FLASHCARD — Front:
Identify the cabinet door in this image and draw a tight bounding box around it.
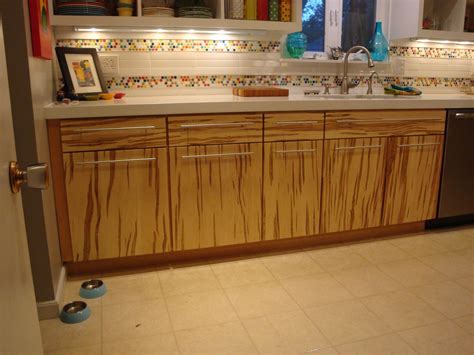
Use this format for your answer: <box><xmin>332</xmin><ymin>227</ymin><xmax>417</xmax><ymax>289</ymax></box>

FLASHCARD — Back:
<box><xmin>63</xmin><ymin>148</ymin><xmax>170</xmax><ymax>261</ymax></box>
<box><xmin>170</xmin><ymin>143</ymin><xmax>262</xmax><ymax>250</ymax></box>
<box><xmin>263</xmin><ymin>140</ymin><xmax>323</xmax><ymax>240</ymax></box>
<box><xmin>383</xmin><ymin>135</ymin><xmax>444</xmax><ymax>225</ymax></box>
<box><xmin>321</xmin><ymin>138</ymin><xmax>387</xmax><ymax>233</ymax></box>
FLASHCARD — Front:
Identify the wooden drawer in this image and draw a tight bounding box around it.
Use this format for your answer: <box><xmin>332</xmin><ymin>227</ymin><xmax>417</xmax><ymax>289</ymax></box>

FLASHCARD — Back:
<box><xmin>61</xmin><ymin>117</ymin><xmax>166</xmax><ymax>152</ymax></box>
<box><xmin>168</xmin><ymin>113</ymin><xmax>263</xmax><ymax>146</ymax></box>
<box><xmin>264</xmin><ymin>112</ymin><xmax>324</xmax><ymax>142</ymax></box>
<box><xmin>325</xmin><ymin>110</ymin><xmax>446</xmax><ymax>139</ymax></box>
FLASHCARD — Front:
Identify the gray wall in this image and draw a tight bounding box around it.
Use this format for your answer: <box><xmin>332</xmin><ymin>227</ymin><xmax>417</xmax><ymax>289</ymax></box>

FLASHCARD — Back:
<box><xmin>0</xmin><ymin>1</ymin><xmax>62</xmax><ymax>303</ymax></box>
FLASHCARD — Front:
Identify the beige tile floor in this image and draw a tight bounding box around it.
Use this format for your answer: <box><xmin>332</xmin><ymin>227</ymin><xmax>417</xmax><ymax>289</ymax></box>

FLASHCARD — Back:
<box><xmin>40</xmin><ymin>226</ymin><xmax>474</xmax><ymax>354</ymax></box>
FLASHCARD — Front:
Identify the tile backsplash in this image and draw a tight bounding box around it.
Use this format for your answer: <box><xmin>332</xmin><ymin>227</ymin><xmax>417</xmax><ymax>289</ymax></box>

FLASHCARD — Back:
<box><xmin>55</xmin><ymin>35</ymin><xmax>473</xmax><ymax>95</ymax></box>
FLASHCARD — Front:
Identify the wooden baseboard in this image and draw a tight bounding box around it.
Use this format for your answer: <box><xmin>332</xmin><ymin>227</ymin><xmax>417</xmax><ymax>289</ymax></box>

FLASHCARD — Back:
<box><xmin>66</xmin><ymin>221</ymin><xmax>425</xmax><ymax>276</ymax></box>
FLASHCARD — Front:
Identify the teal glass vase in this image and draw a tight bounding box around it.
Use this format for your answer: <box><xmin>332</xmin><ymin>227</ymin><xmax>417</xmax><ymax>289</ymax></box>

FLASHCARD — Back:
<box><xmin>286</xmin><ymin>32</ymin><xmax>307</xmax><ymax>58</ymax></box>
<box><xmin>369</xmin><ymin>21</ymin><xmax>389</xmax><ymax>62</ymax></box>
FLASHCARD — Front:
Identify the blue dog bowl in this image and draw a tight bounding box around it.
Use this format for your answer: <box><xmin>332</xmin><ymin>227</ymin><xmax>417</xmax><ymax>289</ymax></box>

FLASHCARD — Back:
<box><xmin>79</xmin><ymin>279</ymin><xmax>107</xmax><ymax>299</ymax></box>
<box><xmin>60</xmin><ymin>301</ymin><xmax>90</xmax><ymax>324</ymax></box>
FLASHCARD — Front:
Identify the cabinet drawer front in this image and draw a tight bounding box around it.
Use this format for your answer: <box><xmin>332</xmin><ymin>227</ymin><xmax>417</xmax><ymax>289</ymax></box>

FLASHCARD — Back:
<box><xmin>64</xmin><ymin>148</ymin><xmax>170</xmax><ymax>261</ymax></box>
<box><xmin>61</xmin><ymin>118</ymin><xmax>166</xmax><ymax>152</ymax></box>
<box><xmin>168</xmin><ymin>113</ymin><xmax>263</xmax><ymax>146</ymax></box>
<box><xmin>264</xmin><ymin>112</ymin><xmax>324</xmax><ymax>141</ymax></box>
<box><xmin>325</xmin><ymin>110</ymin><xmax>446</xmax><ymax>139</ymax></box>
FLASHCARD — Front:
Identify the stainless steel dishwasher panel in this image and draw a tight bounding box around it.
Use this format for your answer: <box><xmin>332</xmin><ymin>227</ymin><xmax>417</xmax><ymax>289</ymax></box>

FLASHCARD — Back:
<box><xmin>438</xmin><ymin>110</ymin><xmax>474</xmax><ymax>218</ymax></box>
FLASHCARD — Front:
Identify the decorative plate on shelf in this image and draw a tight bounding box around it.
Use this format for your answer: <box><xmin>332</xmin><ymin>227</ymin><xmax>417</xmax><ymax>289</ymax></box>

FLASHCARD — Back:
<box><xmin>55</xmin><ymin>1</ymin><xmax>108</xmax><ymax>15</ymax></box>
<box><xmin>142</xmin><ymin>6</ymin><xmax>175</xmax><ymax>16</ymax></box>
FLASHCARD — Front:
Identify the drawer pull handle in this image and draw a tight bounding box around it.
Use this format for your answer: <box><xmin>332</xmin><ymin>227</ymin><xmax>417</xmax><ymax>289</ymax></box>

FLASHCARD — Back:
<box><xmin>182</xmin><ymin>152</ymin><xmax>254</xmax><ymax>159</ymax></box>
<box><xmin>275</xmin><ymin>121</ymin><xmax>320</xmax><ymax>125</ymax></box>
<box><xmin>397</xmin><ymin>143</ymin><xmax>441</xmax><ymax>148</ymax></box>
<box><xmin>336</xmin><ymin>118</ymin><xmax>443</xmax><ymax>123</ymax></box>
<box><xmin>335</xmin><ymin>144</ymin><xmax>383</xmax><ymax>151</ymax></box>
<box><xmin>180</xmin><ymin>122</ymin><xmax>254</xmax><ymax>128</ymax></box>
<box><xmin>455</xmin><ymin>113</ymin><xmax>474</xmax><ymax>119</ymax></box>
<box><xmin>73</xmin><ymin>126</ymin><xmax>157</xmax><ymax>132</ymax></box>
<box><xmin>75</xmin><ymin>157</ymin><xmax>157</xmax><ymax>165</ymax></box>
<box><xmin>275</xmin><ymin>149</ymin><xmax>317</xmax><ymax>154</ymax></box>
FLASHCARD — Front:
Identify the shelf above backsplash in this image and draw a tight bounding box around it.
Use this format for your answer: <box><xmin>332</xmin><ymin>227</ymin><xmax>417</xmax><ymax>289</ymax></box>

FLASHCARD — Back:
<box><xmin>48</xmin><ymin>0</ymin><xmax>302</xmax><ymax>33</ymax></box>
<box><xmin>50</xmin><ymin>15</ymin><xmax>300</xmax><ymax>32</ymax></box>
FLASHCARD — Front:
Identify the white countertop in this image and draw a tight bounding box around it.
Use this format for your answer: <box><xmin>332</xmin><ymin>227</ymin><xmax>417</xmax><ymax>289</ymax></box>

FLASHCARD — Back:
<box><xmin>44</xmin><ymin>94</ymin><xmax>474</xmax><ymax>119</ymax></box>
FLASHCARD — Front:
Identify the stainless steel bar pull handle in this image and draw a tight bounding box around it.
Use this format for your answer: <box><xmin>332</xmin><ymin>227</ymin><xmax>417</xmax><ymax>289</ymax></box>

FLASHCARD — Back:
<box><xmin>73</xmin><ymin>126</ymin><xmax>156</xmax><ymax>132</ymax></box>
<box><xmin>397</xmin><ymin>143</ymin><xmax>441</xmax><ymax>148</ymax></box>
<box><xmin>275</xmin><ymin>121</ymin><xmax>320</xmax><ymax>125</ymax></box>
<box><xmin>336</xmin><ymin>118</ymin><xmax>442</xmax><ymax>123</ymax></box>
<box><xmin>180</xmin><ymin>122</ymin><xmax>254</xmax><ymax>128</ymax></box>
<box><xmin>75</xmin><ymin>157</ymin><xmax>157</xmax><ymax>165</ymax></box>
<box><xmin>182</xmin><ymin>152</ymin><xmax>254</xmax><ymax>159</ymax></box>
<box><xmin>455</xmin><ymin>113</ymin><xmax>474</xmax><ymax>119</ymax></box>
<box><xmin>275</xmin><ymin>149</ymin><xmax>316</xmax><ymax>154</ymax></box>
<box><xmin>335</xmin><ymin>144</ymin><xmax>382</xmax><ymax>151</ymax></box>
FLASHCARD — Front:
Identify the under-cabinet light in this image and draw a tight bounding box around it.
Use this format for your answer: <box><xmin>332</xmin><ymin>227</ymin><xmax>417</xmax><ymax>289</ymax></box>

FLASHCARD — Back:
<box><xmin>414</xmin><ymin>38</ymin><xmax>474</xmax><ymax>45</ymax></box>
<box><xmin>74</xmin><ymin>27</ymin><xmax>264</xmax><ymax>35</ymax></box>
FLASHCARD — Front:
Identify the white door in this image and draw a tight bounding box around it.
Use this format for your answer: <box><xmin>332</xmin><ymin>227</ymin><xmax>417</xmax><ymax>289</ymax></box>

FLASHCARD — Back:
<box><xmin>0</xmin><ymin>18</ymin><xmax>44</xmax><ymax>354</ymax></box>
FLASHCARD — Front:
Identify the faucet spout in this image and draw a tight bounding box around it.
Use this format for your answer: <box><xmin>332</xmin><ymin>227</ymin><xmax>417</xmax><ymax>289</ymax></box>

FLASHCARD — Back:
<box><xmin>341</xmin><ymin>45</ymin><xmax>374</xmax><ymax>94</ymax></box>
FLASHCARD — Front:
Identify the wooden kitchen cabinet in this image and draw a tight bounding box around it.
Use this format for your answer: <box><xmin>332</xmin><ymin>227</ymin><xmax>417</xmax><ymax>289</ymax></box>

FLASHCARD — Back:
<box><xmin>321</xmin><ymin>137</ymin><xmax>387</xmax><ymax>234</ymax></box>
<box><xmin>170</xmin><ymin>143</ymin><xmax>263</xmax><ymax>250</ymax></box>
<box><xmin>63</xmin><ymin>148</ymin><xmax>170</xmax><ymax>261</ymax></box>
<box><xmin>383</xmin><ymin>135</ymin><xmax>444</xmax><ymax>225</ymax></box>
<box><xmin>263</xmin><ymin>140</ymin><xmax>323</xmax><ymax>240</ymax></box>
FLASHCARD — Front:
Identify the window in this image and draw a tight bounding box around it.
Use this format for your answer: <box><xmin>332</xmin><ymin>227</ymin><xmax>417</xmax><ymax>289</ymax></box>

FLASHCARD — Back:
<box><xmin>302</xmin><ymin>0</ymin><xmax>377</xmax><ymax>54</ymax></box>
<box><xmin>302</xmin><ymin>0</ymin><xmax>326</xmax><ymax>52</ymax></box>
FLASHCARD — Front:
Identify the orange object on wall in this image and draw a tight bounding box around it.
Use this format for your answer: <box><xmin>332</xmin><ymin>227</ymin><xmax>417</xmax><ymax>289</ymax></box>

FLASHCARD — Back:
<box><xmin>28</xmin><ymin>0</ymin><xmax>53</xmax><ymax>59</ymax></box>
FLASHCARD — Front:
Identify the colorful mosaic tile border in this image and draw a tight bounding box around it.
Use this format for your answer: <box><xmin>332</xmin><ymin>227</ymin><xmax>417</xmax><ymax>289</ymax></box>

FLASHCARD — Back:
<box><xmin>106</xmin><ymin>75</ymin><xmax>471</xmax><ymax>90</ymax></box>
<box><xmin>390</xmin><ymin>46</ymin><xmax>474</xmax><ymax>59</ymax></box>
<box><xmin>57</xmin><ymin>38</ymin><xmax>474</xmax><ymax>59</ymax></box>
<box><xmin>56</xmin><ymin>39</ymin><xmax>280</xmax><ymax>53</ymax></box>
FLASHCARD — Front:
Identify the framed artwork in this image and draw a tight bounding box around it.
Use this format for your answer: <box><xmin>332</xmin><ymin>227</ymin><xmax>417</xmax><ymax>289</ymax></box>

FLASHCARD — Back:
<box><xmin>28</xmin><ymin>0</ymin><xmax>53</xmax><ymax>59</ymax></box>
<box><xmin>56</xmin><ymin>47</ymin><xmax>107</xmax><ymax>95</ymax></box>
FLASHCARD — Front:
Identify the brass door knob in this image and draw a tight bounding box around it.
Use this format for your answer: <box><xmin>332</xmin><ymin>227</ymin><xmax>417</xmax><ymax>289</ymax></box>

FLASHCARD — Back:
<box><xmin>9</xmin><ymin>161</ymin><xmax>49</xmax><ymax>193</ymax></box>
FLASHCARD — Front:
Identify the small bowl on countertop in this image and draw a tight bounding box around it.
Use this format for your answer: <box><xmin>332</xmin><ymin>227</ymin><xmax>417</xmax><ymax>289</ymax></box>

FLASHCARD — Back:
<box><xmin>83</xmin><ymin>94</ymin><xmax>100</xmax><ymax>101</ymax></box>
<box><xmin>114</xmin><ymin>92</ymin><xmax>126</xmax><ymax>99</ymax></box>
<box><xmin>79</xmin><ymin>279</ymin><xmax>107</xmax><ymax>299</ymax></box>
<box><xmin>60</xmin><ymin>301</ymin><xmax>90</xmax><ymax>324</ymax></box>
<box><xmin>99</xmin><ymin>93</ymin><xmax>115</xmax><ymax>100</ymax></box>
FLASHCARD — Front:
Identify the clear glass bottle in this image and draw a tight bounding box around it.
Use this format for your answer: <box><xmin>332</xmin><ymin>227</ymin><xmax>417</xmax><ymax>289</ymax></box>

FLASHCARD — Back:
<box><xmin>369</xmin><ymin>21</ymin><xmax>389</xmax><ymax>62</ymax></box>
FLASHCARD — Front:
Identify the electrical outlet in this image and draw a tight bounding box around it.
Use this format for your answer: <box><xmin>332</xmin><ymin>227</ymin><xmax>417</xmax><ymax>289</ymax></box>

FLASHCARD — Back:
<box><xmin>99</xmin><ymin>55</ymin><xmax>119</xmax><ymax>74</ymax></box>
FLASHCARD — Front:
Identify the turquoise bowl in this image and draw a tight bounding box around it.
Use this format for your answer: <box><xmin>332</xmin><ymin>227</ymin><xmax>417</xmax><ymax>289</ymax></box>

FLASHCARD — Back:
<box><xmin>286</xmin><ymin>32</ymin><xmax>308</xmax><ymax>58</ymax></box>
<box><xmin>79</xmin><ymin>279</ymin><xmax>107</xmax><ymax>299</ymax></box>
<box><xmin>60</xmin><ymin>301</ymin><xmax>90</xmax><ymax>324</ymax></box>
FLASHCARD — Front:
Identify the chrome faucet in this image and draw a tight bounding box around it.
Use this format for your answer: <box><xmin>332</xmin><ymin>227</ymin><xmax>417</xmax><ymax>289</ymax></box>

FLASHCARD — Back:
<box><xmin>341</xmin><ymin>46</ymin><xmax>375</xmax><ymax>94</ymax></box>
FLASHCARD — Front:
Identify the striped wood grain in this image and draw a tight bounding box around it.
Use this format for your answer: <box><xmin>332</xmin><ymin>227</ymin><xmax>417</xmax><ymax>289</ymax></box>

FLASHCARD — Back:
<box><xmin>263</xmin><ymin>140</ymin><xmax>323</xmax><ymax>240</ymax></box>
<box><xmin>321</xmin><ymin>137</ymin><xmax>387</xmax><ymax>233</ymax></box>
<box><xmin>61</xmin><ymin>117</ymin><xmax>166</xmax><ymax>152</ymax></box>
<box><xmin>170</xmin><ymin>143</ymin><xmax>262</xmax><ymax>250</ymax></box>
<box><xmin>63</xmin><ymin>149</ymin><xmax>170</xmax><ymax>261</ymax></box>
<box><xmin>325</xmin><ymin>110</ymin><xmax>446</xmax><ymax>139</ymax></box>
<box><xmin>383</xmin><ymin>135</ymin><xmax>444</xmax><ymax>225</ymax></box>
<box><xmin>264</xmin><ymin>112</ymin><xmax>324</xmax><ymax>142</ymax></box>
<box><xmin>168</xmin><ymin>113</ymin><xmax>263</xmax><ymax>146</ymax></box>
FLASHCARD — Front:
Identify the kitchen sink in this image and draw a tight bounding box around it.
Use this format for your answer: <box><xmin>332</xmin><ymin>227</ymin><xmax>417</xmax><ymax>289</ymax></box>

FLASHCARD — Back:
<box><xmin>305</xmin><ymin>93</ymin><xmax>421</xmax><ymax>99</ymax></box>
